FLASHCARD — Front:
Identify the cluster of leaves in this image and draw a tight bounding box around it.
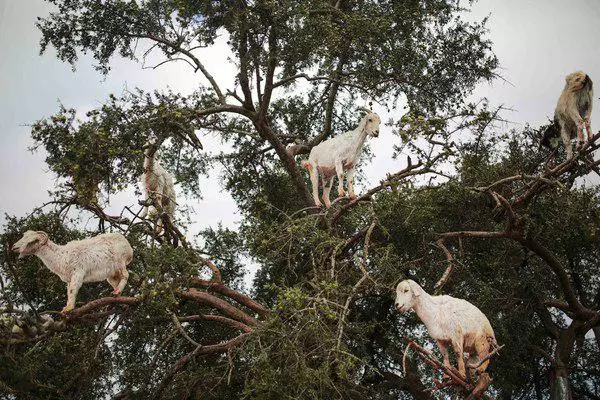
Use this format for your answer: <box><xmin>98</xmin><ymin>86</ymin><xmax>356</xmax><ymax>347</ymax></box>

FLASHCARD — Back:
<box><xmin>30</xmin><ymin>90</ymin><xmax>212</xmax><ymax>204</ymax></box>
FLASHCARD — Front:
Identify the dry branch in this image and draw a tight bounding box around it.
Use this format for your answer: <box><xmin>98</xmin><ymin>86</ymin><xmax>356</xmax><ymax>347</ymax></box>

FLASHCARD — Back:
<box><xmin>433</xmin><ymin>239</ymin><xmax>454</xmax><ymax>290</ymax></box>
<box><xmin>178</xmin><ymin>314</ymin><xmax>253</xmax><ymax>333</ymax></box>
<box><xmin>402</xmin><ymin>339</ymin><xmax>495</xmax><ymax>399</ymax></box>
<box><xmin>331</xmin><ymin>157</ymin><xmax>426</xmax><ymax>221</ymax></box>
<box><xmin>153</xmin><ymin>332</ymin><xmax>251</xmax><ymax>399</ymax></box>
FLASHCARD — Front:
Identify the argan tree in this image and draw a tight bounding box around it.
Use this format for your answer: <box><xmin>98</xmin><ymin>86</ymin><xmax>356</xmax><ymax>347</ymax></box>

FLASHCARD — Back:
<box><xmin>2</xmin><ymin>1</ymin><xmax>599</xmax><ymax>399</ymax></box>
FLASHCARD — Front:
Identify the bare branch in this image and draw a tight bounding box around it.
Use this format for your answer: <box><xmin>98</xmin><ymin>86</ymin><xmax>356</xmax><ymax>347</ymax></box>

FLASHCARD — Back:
<box><xmin>153</xmin><ymin>332</ymin><xmax>251</xmax><ymax>399</ymax></box>
<box><xmin>178</xmin><ymin>288</ymin><xmax>258</xmax><ymax>326</ymax></box>
<box><xmin>433</xmin><ymin>239</ymin><xmax>454</xmax><ymax>291</ymax></box>
<box><xmin>66</xmin><ymin>296</ymin><xmax>141</xmax><ymax>319</ymax></box>
<box><xmin>133</xmin><ymin>33</ymin><xmax>226</xmax><ymax>103</ymax></box>
<box><xmin>178</xmin><ymin>314</ymin><xmax>253</xmax><ymax>333</ymax></box>
<box><xmin>331</xmin><ymin>156</ymin><xmax>427</xmax><ymax>221</ymax></box>
<box><xmin>171</xmin><ymin>313</ymin><xmax>201</xmax><ymax>347</ymax></box>
<box><xmin>189</xmin><ymin>278</ymin><xmax>269</xmax><ymax>317</ymax></box>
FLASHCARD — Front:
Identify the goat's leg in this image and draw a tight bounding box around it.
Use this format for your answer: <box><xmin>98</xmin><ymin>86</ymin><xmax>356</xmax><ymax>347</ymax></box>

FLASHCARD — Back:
<box><xmin>346</xmin><ymin>167</ymin><xmax>356</xmax><ymax>199</ymax></box>
<box><xmin>154</xmin><ymin>199</ymin><xmax>166</xmax><ymax>234</ymax></box>
<box><xmin>559</xmin><ymin>123</ymin><xmax>574</xmax><ymax>159</ymax></box>
<box><xmin>113</xmin><ymin>268</ymin><xmax>129</xmax><ymax>296</ymax></box>
<box><xmin>107</xmin><ymin>274</ymin><xmax>120</xmax><ymax>293</ymax></box>
<box><xmin>585</xmin><ymin>117</ymin><xmax>593</xmax><ymax>141</ymax></box>
<box><xmin>452</xmin><ymin>340</ymin><xmax>467</xmax><ymax>378</ymax></box>
<box><xmin>156</xmin><ymin>217</ymin><xmax>164</xmax><ymax>234</ymax></box>
<box><xmin>474</xmin><ymin>338</ymin><xmax>491</xmax><ymax>374</ymax></box>
<box><xmin>63</xmin><ymin>271</ymin><xmax>85</xmax><ymax>313</ymax></box>
<box><xmin>436</xmin><ymin>340</ymin><xmax>451</xmax><ymax>379</ymax></box>
<box><xmin>140</xmin><ymin>193</ymin><xmax>150</xmax><ymax>218</ymax></box>
<box><xmin>322</xmin><ymin>176</ymin><xmax>335</xmax><ymax>208</ymax></box>
<box><xmin>569</xmin><ymin>110</ymin><xmax>586</xmax><ymax>147</ymax></box>
<box><xmin>308</xmin><ymin>164</ymin><xmax>322</xmax><ymax>207</ymax></box>
<box><xmin>335</xmin><ymin>161</ymin><xmax>345</xmax><ymax>197</ymax></box>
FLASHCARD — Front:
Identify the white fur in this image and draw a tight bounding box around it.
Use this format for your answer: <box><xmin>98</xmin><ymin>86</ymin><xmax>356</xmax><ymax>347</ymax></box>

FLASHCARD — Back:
<box><xmin>12</xmin><ymin>230</ymin><xmax>133</xmax><ymax>313</ymax></box>
<box><xmin>395</xmin><ymin>279</ymin><xmax>497</xmax><ymax>376</ymax></box>
<box><xmin>302</xmin><ymin>111</ymin><xmax>381</xmax><ymax>207</ymax></box>
<box><xmin>141</xmin><ymin>146</ymin><xmax>176</xmax><ymax>233</ymax></box>
<box><xmin>555</xmin><ymin>71</ymin><xmax>594</xmax><ymax>159</ymax></box>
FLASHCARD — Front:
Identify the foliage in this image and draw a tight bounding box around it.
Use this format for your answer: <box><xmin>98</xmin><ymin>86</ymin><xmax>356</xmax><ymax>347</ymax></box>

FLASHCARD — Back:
<box><xmin>3</xmin><ymin>1</ymin><xmax>600</xmax><ymax>400</ymax></box>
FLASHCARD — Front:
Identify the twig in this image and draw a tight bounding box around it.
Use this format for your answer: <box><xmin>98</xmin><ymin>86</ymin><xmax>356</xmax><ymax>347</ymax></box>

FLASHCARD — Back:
<box><xmin>171</xmin><ymin>313</ymin><xmax>201</xmax><ymax>347</ymax></box>
<box><xmin>433</xmin><ymin>239</ymin><xmax>454</xmax><ymax>291</ymax></box>
<box><xmin>467</xmin><ymin>344</ymin><xmax>505</xmax><ymax>369</ymax></box>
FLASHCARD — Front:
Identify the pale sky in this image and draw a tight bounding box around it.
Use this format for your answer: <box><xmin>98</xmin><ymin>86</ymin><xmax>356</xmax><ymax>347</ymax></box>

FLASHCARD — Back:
<box><xmin>1</xmin><ymin>0</ymin><xmax>599</xmax><ymax>237</ymax></box>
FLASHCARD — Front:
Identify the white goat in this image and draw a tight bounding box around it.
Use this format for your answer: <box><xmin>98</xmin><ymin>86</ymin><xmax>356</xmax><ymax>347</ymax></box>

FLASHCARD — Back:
<box><xmin>12</xmin><ymin>230</ymin><xmax>133</xmax><ymax>313</ymax></box>
<box><xmin>395</xmin><ymin>279</ymin><xmax>497</xmax><ymax>377</ymax></box>
<box><xmin>141</xmin><ymin>145</ymin><xmax>176</xmax><ymax>233</ymax></box>
<box><xmin>302</xmin><ymin>110</ymin><xmax>381</xmax><ymax>207</ymax></box>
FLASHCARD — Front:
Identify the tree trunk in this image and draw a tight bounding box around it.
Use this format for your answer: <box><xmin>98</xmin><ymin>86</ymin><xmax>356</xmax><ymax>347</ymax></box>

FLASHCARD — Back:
<box><xmin>256</xmin><ymin>121</ymin><xmax>314</xmax><ymax>207</ymax></box>
<box><xmin>550</xmin><ymin>361</ymin><xmax>572</xmax><ymax>400</ymax></box>
<box><xmin>549</xmin><ymin>327</ymin><xmax>577</xmax><ymax>400</ymax></box>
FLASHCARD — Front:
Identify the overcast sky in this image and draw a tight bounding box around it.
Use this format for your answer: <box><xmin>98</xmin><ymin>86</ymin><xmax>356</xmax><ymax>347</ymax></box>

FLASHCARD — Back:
<box><xmin>1</xmin><ymin>0</ymin><xmax>599</xmax><ymax>237</ymax></box>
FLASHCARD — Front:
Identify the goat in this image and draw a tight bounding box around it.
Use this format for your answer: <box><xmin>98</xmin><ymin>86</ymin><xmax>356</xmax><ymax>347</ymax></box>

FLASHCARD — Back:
<box><xmin>141</xmin><ymin>144</ymin><xmax>177</xmax><ymax>233</ymax></box>
<box><xmin>541</xmin><ymin>71</ymin><xmax>593</xmax><ymax>159</ymax></box>
<box><xmin>301</xmin><ymin>109</ymin><xmax>381</xmax><ymax>207</ymax></box>
<box><xmin>395</xmin><ymin>279</ymin><xmax>497</xmax><ymax>377</ymax></box>
<box><xmin>12</xmin><ymin>230</ymin><xmax>133</xmax><ymax>313</ymax></box>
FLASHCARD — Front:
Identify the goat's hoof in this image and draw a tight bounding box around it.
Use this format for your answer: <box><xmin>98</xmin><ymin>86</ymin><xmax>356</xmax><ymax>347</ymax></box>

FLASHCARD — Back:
<box><xmin>61</xmin><ymin>305</ymin><xmax>73</xmax><ymax>314</ymax></box>
<box><xmin>338</xmin><ymin>190</ymin><xmax>346</xmax><ymax>197</ymax></box>
<box><xmin>112</xmin><ymin>290</ymin><xmax>121</xmax><ymax>297</ymax></box>
<box><xmin>348</xmin><ymin>193</ymin><xmax>357</xmax><ymax>200</ymax></box>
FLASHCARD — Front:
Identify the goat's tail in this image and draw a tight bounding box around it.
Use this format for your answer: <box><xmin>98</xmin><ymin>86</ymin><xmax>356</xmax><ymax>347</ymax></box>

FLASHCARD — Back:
<box><xmin>301</xmin><ymin>160</ymin><xmax>312</xmax><ymax>171</ymax></box>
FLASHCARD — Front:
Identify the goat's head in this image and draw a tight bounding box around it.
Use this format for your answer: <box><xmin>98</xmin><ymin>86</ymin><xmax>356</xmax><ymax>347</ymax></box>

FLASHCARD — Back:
<box><xmin>394</xmin><ymin>279</ymin><xmax>422</xmax><ymax>312</ymax></box>
<box><xmin>358</xmin><ymin>109</ymin><xmax>381</xmax><ymax>138</ymax></box>
<box><xmin>565</xmin><ymin>71</ymin><xmax>592</xmax><ymax>92</ymax></box>
<box><xmin>12</xmin><ymin>231</ymin><xmax>49</xmax><ymax>259</ymax></box>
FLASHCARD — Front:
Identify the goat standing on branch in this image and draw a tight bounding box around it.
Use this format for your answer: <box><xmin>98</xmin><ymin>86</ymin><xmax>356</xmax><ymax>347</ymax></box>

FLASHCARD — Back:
<box><xmin>12</xmin><ymin>231</ymin><xmax>133</xmax><ymax>313</ymax></box>
<box><xmin>395</xmin><ymin>279</ymin><xmax>498</xmax><ymax>378</ymax></box>
<box><xmin>301</xmin><ymin>109</ymin><xmax>381</xmax><ymax>207</ymax></box>
<box><xmin>541</xmin><ymin>71</ymin><xmax>593</xmax><ymax>159</ymax></box>
<box><xmin>141</xmin><ymin>143</ymin><xmax>177</xmax><ymax>233</ymax></box>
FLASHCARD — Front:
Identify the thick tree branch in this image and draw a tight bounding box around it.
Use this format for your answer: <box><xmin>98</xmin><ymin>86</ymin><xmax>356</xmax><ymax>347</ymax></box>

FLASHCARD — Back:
<box><xmin>66</xmin><ymin>296</ymin><xmax>141</xmax><ymax>319</ymax></box>
<box><xmin>189</xmin><ymin>278</ymin><xmax>269</xmax><ymax>317</ymax></box>
<box><xmin>259</xmin><ymin>124</ymin><xmax>314</xmax><ymax>207</ymax></box>
<box><xmin>237</xmin><ymin>17</ymin><xmax>255</xmax><ymax>111</ymax></box>
<box><xmin>178</xmin><ymin>288</ymin><xmax>258</xmax><ymax>326</ymax></box>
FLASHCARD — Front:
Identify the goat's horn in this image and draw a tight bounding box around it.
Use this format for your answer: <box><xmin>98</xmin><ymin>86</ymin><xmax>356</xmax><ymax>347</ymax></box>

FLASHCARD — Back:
<box><xmin>357</xmin><ymin>107</ymin><xmax>373</xmax><ymax>113</ymax></box>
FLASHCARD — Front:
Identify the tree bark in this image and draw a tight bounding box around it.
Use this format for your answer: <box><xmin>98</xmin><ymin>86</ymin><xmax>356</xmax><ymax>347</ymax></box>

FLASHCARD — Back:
<box><xmin>550</xmin><ymin>327</ymin><xmax>576</xmax><ymax>400</ymax></box>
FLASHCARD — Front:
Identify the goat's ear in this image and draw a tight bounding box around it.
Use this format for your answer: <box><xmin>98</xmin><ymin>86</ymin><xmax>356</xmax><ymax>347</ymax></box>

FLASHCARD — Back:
<box><xmin>408</xmin><ymin>280</ymin><xmax>421</xmax><ymax>297</ymax></box>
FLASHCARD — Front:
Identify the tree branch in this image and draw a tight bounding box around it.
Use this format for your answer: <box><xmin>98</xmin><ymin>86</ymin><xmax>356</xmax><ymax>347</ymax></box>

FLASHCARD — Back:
<box><xmin>178</xmin><ymin>288</ymin><xmax>258</xmax><ymax>326</ymax></box>
<box><xmin>133</xmin><ymin>33</ymin><xmax>225</xmax><ymax>103</ymax></box>
<box><xmin>189</xmin><ymin>278</ymin><xmax>269</xmax><ymax>317</ymax></box>
<box><xmin>178</xmin><ymin>314</ymin><xmax>253</xmax><ymax>333</ymax></box>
